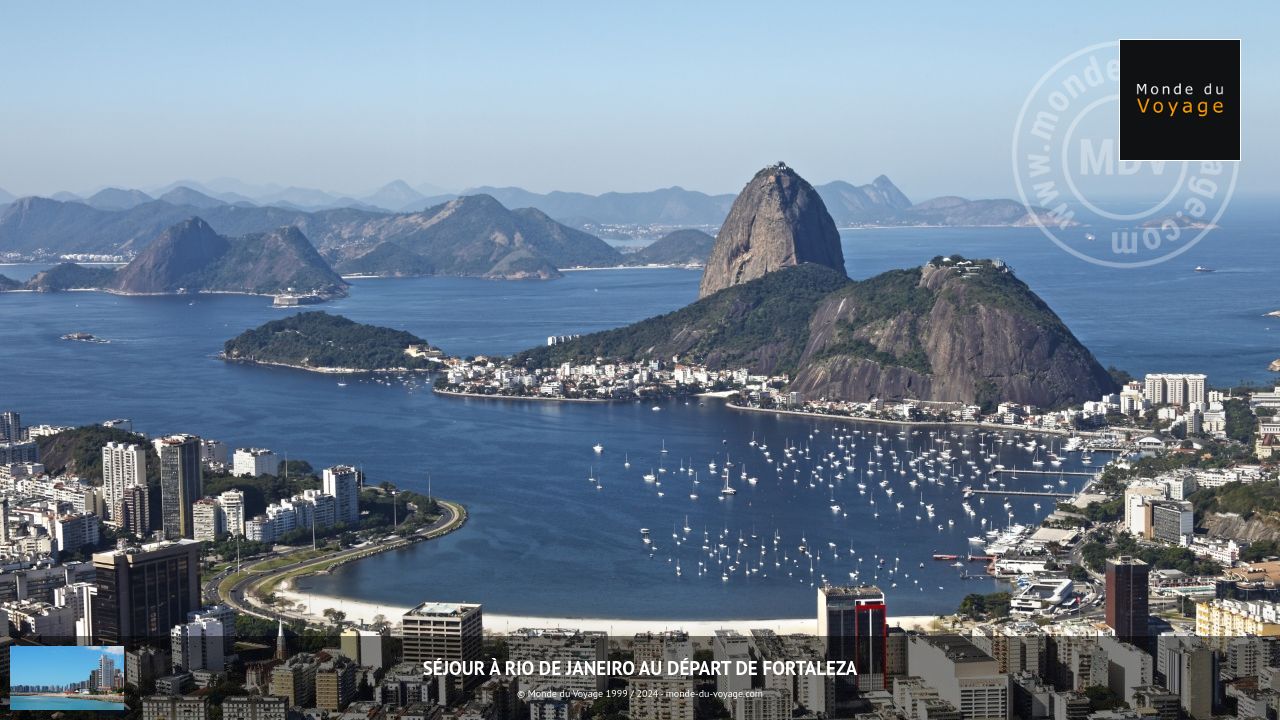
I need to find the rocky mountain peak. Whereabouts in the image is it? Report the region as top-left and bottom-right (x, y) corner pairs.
(698, 163), (845, 298)
(869, 175), (912, 208)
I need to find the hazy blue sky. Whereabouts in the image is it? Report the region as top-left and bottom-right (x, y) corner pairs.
(11, 646), (124, 687)
(1, 2), (1274, 199)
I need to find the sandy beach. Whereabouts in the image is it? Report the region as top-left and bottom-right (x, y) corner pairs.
(277, 587), (942, 635)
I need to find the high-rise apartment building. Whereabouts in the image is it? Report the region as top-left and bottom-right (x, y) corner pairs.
(218, 489), (246, 537)
(818, 584), (887, 692)
(0, 410), (21, 442)
(156, 435), (202, 539)
(1143, 373), (1208, 408)
(102, 441), (146, 525)
(323, 465), (360, 525)
(1106, 557), (1150, 642)
(401, 601), (483, 664)
(172, 617), (225, 672)
(91, 540), (202, 643)
(191, 498), (223, 542)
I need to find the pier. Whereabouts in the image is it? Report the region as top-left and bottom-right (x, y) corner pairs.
(993, 468), (1098, 477)
(966, 488), (1075, 499)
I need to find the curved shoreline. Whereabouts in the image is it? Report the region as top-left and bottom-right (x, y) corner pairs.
(432, 387), (614, 403)
(219, 353), (436, 375)
(222, 499), (468, 621)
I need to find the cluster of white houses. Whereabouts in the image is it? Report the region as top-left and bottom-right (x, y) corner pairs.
(438, 356), (769, 400)
(243, 465), (361, 544)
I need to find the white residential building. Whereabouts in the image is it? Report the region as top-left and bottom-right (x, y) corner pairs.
(172, 617), (226, 672)
(54, 513), (101, 556)
(232, 448), (277, 478)
(192, 498), (224, 542)
(322, 465), (360, 526)
(1143, 373), (1208, 408)
(102, 441), (146, 525)
(218, 489), (246, 537)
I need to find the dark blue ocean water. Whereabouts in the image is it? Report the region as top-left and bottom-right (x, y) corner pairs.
(0, 205), (1276, 619)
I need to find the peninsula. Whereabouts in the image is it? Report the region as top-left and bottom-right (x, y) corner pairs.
(511, 163), (1117, 410)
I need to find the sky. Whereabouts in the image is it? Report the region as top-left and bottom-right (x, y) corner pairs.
(10, 645), (125, 687)
(1, 1), (1276, 199)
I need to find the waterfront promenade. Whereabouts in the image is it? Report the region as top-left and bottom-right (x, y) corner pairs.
(215, 499), (467, 622)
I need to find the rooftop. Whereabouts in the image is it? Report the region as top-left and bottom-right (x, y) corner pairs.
(915, 634), (995, 664)
(821, 584), (885, 600)
(405, 601), (481, 618)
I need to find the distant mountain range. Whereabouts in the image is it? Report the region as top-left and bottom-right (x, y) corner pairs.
(0, 174), (1056, 232)
(0, 192), (625, 281)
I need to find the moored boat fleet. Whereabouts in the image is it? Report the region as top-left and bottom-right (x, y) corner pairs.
(582, 424), (1109, 594)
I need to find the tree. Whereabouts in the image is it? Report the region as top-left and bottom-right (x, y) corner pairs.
(589, 696), (629, 720)
(957, 592), (1010, 620)
(1084, 685), (1126, 711)
(322, 607), (348, 627)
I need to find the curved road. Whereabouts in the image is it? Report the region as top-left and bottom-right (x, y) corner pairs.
(213, 499), (466, 623)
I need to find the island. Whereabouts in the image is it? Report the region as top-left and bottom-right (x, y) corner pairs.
(60, 331), (109, 343)
(221, 311), (443, 373)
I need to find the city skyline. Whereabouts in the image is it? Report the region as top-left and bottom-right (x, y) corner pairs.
(1, 1), (1276, 199)
(10, 645), (124, 688)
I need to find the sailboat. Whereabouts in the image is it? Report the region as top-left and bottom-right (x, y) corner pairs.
(720, 469), (737, 496)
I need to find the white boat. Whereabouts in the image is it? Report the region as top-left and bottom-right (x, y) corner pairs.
(593, 443), (603, 454)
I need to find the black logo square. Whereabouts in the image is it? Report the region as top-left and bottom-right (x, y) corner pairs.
(1120, 39), (1240, 161)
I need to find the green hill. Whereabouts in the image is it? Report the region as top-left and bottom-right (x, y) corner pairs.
(223, 311), (439, 371)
